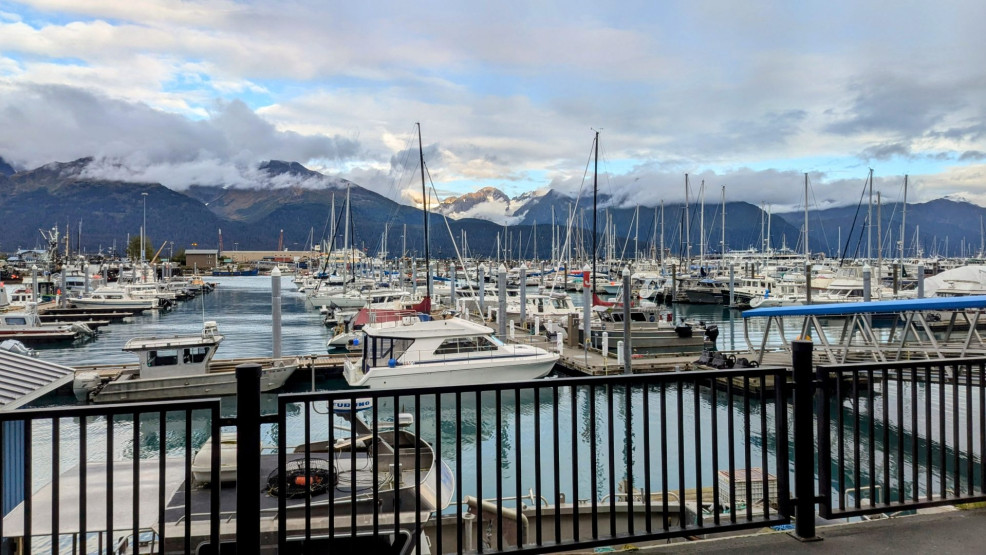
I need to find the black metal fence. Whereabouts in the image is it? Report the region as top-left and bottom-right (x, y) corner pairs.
(2, 349), (986, 553)
(815, 356), (986, 519)
(0, 399), (221, 554)
(271, 366), (792, 553)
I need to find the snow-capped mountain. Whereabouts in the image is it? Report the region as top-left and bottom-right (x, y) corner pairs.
(437, 186), (550, 224)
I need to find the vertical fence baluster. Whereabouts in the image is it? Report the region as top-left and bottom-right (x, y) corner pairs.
(607, 384), (616, 538)
(534, 387), (543, 548)
(911, 366), (919, 503)
(867, 368), (875, 508)
(925, 366), (933, 501)
(643, 383), (653, 533)
(693, 378), (703, 528)
(852, 371), (861, 510)
(514, 388), (522, 548)
(625, 383), (634, 536)
(494, 389), (502, 550)
(476, 390), (484, 553)
(132, 413), (140, 549)
(939, 364), (947, 500)
(589, 383), (598, 540)
(896, 368), (905, 505)
(743, 376), (752, 522)
(51, 417), (59, 550)
(710, 379), (720, 525)
(837, 372), (845, 511)
(677, 380), (686, 529)
(158, 411), (166, 551)
(106, 415), (113, 555)
(570, 385), (579, 543)
(759, 375), (769, 519)
(726, 374), (735, 524)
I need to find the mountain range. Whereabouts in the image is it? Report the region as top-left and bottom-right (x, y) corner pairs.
(0, 155), (983, 260)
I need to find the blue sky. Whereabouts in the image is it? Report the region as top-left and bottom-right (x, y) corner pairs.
(1, 0), (985, 210)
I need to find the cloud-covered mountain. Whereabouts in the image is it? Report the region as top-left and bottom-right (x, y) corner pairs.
(437, 186), (551, 224)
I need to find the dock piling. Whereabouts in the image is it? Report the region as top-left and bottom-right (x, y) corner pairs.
(498, 264), (507, 339)
(271, 266), (282, 359)
(917, 263), (925, 298)
(519, 263), (527, 325)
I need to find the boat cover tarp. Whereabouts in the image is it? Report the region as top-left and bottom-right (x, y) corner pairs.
(925, 264), (986, 297)
(742, 295), (986, 319)
(0, 349), (75, 411)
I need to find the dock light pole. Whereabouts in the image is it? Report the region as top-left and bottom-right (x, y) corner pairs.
(141, 192), (148, 264)
(497, 264), (507, 338)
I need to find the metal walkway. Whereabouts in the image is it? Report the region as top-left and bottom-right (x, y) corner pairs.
(0, 349), (75, 411)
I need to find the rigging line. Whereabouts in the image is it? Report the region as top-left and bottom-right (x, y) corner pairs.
(805, 175), (832, 257)
(424, 163), (485, 302)
(839, 173), (870, 266)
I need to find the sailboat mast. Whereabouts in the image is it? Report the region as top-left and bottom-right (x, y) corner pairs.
(417, 122), (430, 299)
(867, 168), (874, 261)
(804, 172), (809, 260)
(684, 174), (691, 264)
(699, 180), (705, 268)
(659, 201), (665, 267)
(592, 131), (599, 285)
(901, 175), (908, 259)
(721, 185), (726, 259)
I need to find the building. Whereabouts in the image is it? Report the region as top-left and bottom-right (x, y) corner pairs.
(185, 249), (220, 270)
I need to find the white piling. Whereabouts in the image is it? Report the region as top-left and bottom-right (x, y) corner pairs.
(602, 331), (609, 358)
(917, 264), (925, 298)
(509, 320), (515, 339)
(498, 264), (508, 338)
(272, 266), (282, 359)
(862, 264), (872, 302)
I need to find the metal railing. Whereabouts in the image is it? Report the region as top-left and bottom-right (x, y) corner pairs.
(0, 398), (221, 554)
(271, 367), (792, 553)
(5, 346), (984, 553)
(814, 355), (986, 519)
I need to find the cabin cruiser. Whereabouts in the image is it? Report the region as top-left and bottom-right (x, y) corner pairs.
(71, 286), (159, 311)
(343, 316), (558, 388)
(0, 305), (97, 344)
(73, 321), (299, 403)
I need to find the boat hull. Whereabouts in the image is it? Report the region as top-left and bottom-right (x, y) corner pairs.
(85, 361), (298, 403)
(344, 353), (558, 389)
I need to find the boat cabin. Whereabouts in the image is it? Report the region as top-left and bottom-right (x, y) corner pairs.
(123, 321), (223, 378)
(357, 317), (507, 372)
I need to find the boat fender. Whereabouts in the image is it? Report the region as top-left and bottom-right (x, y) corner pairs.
(666, 313), (673, 322)
(388, 358), (398, 368)
(352, 338), (359, 346)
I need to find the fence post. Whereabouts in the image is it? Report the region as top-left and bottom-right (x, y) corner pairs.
(236, 363), (262, 552)
(791, 340), (820, 541)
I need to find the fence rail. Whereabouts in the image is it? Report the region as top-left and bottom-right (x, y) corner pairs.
(815, 356), (986, 519)
(1, 350), (985, 553)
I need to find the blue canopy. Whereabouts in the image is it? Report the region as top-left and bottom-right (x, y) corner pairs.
(742, 295), (986, 319)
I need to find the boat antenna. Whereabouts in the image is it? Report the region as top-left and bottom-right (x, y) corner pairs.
(417, 122), (431, 309)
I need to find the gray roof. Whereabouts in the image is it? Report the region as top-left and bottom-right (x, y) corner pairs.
(0, 350), (75, 411)
(185, 249), (219, 255)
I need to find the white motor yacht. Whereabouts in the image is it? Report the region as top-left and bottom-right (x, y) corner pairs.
(343, 316), (558, 389)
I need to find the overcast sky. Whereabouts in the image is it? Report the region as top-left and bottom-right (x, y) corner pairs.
(1, 0), (985, 210)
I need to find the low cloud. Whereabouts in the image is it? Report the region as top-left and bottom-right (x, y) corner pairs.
(0, 83), (358, 189)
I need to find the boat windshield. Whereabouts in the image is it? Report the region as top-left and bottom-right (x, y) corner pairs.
(433, 336), (498, 355)
(366, 337), (414, 369)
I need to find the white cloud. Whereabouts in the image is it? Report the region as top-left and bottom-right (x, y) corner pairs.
(0, 0), (985, 209)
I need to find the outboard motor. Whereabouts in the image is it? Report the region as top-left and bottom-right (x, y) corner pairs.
(704, 324), (719, 347)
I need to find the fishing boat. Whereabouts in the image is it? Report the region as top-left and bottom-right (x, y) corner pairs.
(72, 321), (299, 403)
(343, 316), (558, 389)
